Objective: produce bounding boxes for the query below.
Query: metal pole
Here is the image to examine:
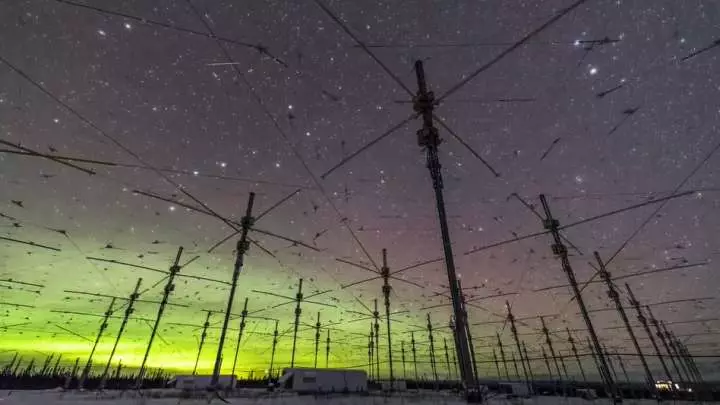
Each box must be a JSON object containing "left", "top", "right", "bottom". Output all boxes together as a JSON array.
[
  {"left": 540, "top": 317, "right": 563, "bottom": 383},
  {"left": 291, "top": 278, "right": 304, "bottom": 368},
  {"left": 497, "top": 332, "right": 510, "bottom": 380},
  {"left": 595, "top": 252, "right": 655, "bottom": 391},
  {"left": 566, "top": 328, "right": 587, "bottom": 383},
  {"left": 492, "top": 349, "right": 501, "bottom": 379},
  {"left": 325, "top": 329, "right": 330, "bottom": 368},
  {"left": 401, "top": 341, "right": 407, "bottom": 380},
  {"left": 211, "top": 192, "right": 255, "bottom": 387},
  {"left": 427, "top": 313, "right": 439, "bottom": 388},
  {"left": 541, "top": 346, "right": 554, "bottom": 381},
  {"left": 314, "top": 312, "right": 321, "bottom": 368},
  {"left": 444, "top": 337, "right": 453, "bottom": 381},
  {"left": 626, "top": 283, "right": 673, "bottom": 382},
  {"left": 522, "top": 341, "right": 535, "bottom": 388},
  {"left": 411, "top": 332, "right": 419, "bottom": 383},
  {"left": 617, "top": 355, "right": 632, "bottom": 397},
  {"left": 369, "top": 325, "right": 375, "bottom": 380},
  {"left": 511, "top": 352, "right": 520, "bottom": 381},
  {"left": 78, "top": 297, "right": 116, "bottom": 389},
  {"left": 458, "top": 280, "right": 480, "bottom": 388},
  {"left": 646, "top": 305, "right": 685, "bottom": 387},
  {"left": 539, "top": 195, "right": 618, "bottom": 401},
  {"left": 506, "top": 301, "right": 530, "bottom": 391},
  {"left": 604, "top": 347, "right": 620, "bottom": 384},
  {"left": 231, "top": 298, "right": 249, "bottom": 378},
  {"left": 676, "top": 338, "right": 703, "bottom": 383},
  {"left": 587, "top": 338, "right": 606, "bottom": 385},
  {"left": 373, "top": 299, "right": 380, "bottom": 380},
  {"left": 381, "top": 249, "right": 394, "bottom": 387},
  {"left": 136, "top": 247, "right": 183, "bottom": 389},
  {"left": 661, "top": 321, "right": 691, "bottom": 383},
  {"left": 99, "top": 278, "right": 142, "bottom": 390},
  {"left": 193, "top": 311, "right": 213, "bottom": 375},
  {"left": 413, "top": 60, "right": 475, "bottom": 393},
  {"left": 269, "top": 320, "right": 278, "bottom": 379},
  {"left": 559, "top": 350, "right": 570, "bottom": 381}
]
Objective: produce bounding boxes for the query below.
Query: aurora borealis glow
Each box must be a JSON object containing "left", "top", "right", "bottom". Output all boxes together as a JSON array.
[{"left": 1, "top": 0, "right": 719, "bottom": 382}]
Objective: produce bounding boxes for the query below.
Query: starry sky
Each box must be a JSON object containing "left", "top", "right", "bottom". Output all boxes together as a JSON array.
[{"left": 1, "top": 0, "right": 719, "bottom": 382}]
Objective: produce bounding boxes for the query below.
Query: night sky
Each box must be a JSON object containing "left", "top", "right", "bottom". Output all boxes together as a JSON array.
[{"left": 1, "top": 0, "right": 719, "bottom": 381}]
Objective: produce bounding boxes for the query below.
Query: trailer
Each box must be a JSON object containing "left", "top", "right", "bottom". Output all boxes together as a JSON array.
[
  {"left": 276, "top": 368, "right": 367, "bottom": 394},
  {"left": 173, "top": 374, "right": 236, "bottom": 390}
]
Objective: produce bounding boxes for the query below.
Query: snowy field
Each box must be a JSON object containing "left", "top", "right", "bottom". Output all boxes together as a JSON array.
[{"left": 0, "top": 390, "right": 716, "bottom": 405}]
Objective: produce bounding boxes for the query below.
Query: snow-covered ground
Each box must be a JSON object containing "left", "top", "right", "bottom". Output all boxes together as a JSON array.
[{"left": 0, "top": 390, "right": 715, "bottom": 405}]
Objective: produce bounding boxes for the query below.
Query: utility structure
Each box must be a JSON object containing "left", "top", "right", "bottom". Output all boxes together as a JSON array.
[
  {"left": 522, "top": 341, "right": 535, "bottom": 384},
  {"left": 411, "top": 332, "right": 419, "bottom": 382},
  {"left": 372, "top": 299, "right": 381, "bottom": 380},
  {"left": 369, "top": 325, "right": 375, "bottom": 380},
  {"left": 626, "top": 284, "right": 673, "bottom": 381},
  {"left": 457, "top": 280, "right": 480, "bottom": 388},
  {"left": 511, "top": 353, "right": 520, "bottom": 380},
  {"left": 541, "top": 346, "right": 554, "bottom": 381},
  {"left": 662, "top": 322, "right": 692, "bottom": 383},
  {"left": 292, "top": 279, "right": 305, "bottom": 368},
  {"left": 268, "top": 320, "right": 279, "bottom": 379},
  {"left": 231, "top": 298, "right": 249, "bottom": 378},
  {"left": 313, "top": 312, "right": 322, "bottom": 368},
  {"left": 506, "top": 301, "right": 531, "bottom": 391},
  {"left": 99, "top": 278, "right": 142, "bottom": 390},
  {"left": 401, "top": 341, "right": 407, "bottom": 379},
  {"left": 540, "top": 317, "right": 563, "bottom": 385},
  {"left": 135, "top": 247, "right": 184, "bottom": 389},
  {"left": 587, "top": 338, "right": 605, "bottom": 383},
  {"left": 604, "top": 346, "right": 620, "bottom": 383},
  {"left": 210, "top": 192, "right": 255, "bottom": 388},
  {"left": 492, "top": 349, "right": 501, "bottom": 379},
  {"left": 193, "top": 311, "right": 213, "bottom": 375},
  {"left": 380, "top": 248, "right": 395, "bottom": 387},
  {"left": 78, "top": 297, "right": 116, "bottom": 389},
  {"left": 443, "top": 337, "right": 453, "bottom": 380},
  {"left": 594, "top": 251, "right": 655, "bottom": 392},
  {"left": 539, "top": 195, "right": 618, "bottom": 400},
  {"left": 426, "top": 313, "right": 439, "bottom": 387},
  {"left": 669, "top": 332, "right": 702, "bottom": 383},
  {"left": 325, "top": 329, "right": 331, "bottom": 368},
  {"left": 412, "top": 59, "right": 475, "bottom": 394},
  {"left": 646, "top": 306, "right": 686, "bottom": 386},
  {"left": 497, "top": 332, "right": 510, "bottom": 380}
]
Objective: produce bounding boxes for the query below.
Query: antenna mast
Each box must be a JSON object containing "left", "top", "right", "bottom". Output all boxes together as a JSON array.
[
  {"left": 269, "top": 320, "right": 279, "bottom": 379},
  {"left": 539, "top": 195, "right": 618, "bottom": 401},
  {"left": 625, "top": 284, "right": 673, "bottom": 382},
  {"left": 230, "top": 298, "right": 249, "bottom": 378},
  {"left": 497, "top": 332, "right": 510, "bottom": 380},
  {"left": 211, "top": 192, "right": 255, "bottom": 387},
  {"left": 314, "top": 312, "right": 321, "bottom": 368},
  {"left": 136, "top": 246, "right": 184, "bottom": 388},
  {"left": 506, "top": 302, "right": 531, "bottom": 392},
  {"left": 426, "top": 313, "right": 439, "bottom": 387},
  {"left": 594, "top": 252, "right": 655, "bottom": 393},
  {"left": 99, "top": 278, "right": 142, "bottom": 390},
  {"left": 291, "top": 278, "right": 304, "bottom": 367},
  {"left": 566, "top": 328, "right": 587, "bottom": 383},
  {"left": 78, "top": 297, "right": 116, "bottom": 390},
  {"left": 381, "top": 249, "right": 395, "bottom": 387},
  {"left": 646, "top": 306, "right": 686, "bottom": 386},
  {"left": 412, "top": 59, "right": 475, "bottom": 394},
  {"left": 193, "top": 311, "right": 213, "bottom": 375}
]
